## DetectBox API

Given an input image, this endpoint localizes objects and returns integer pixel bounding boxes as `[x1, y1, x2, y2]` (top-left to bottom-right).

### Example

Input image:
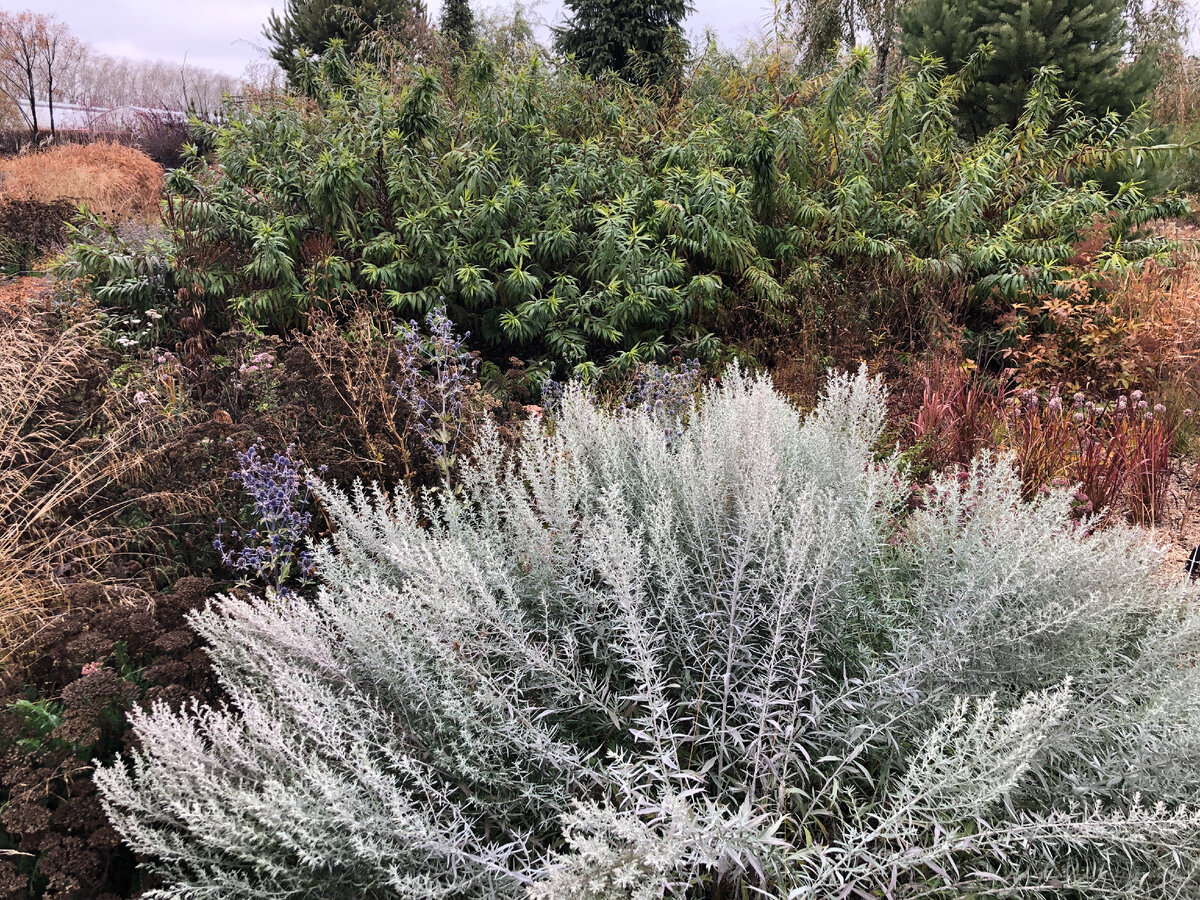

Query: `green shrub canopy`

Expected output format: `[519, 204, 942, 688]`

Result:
[60, 46, 1184, 380]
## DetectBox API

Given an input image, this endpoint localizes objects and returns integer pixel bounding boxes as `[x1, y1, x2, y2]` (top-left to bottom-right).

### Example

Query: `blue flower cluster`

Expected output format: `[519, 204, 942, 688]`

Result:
[394, 307, 479, 478]
[618, 359, 703, 445]
[539, 377, 565, 416]
[213, 442, 316, 594]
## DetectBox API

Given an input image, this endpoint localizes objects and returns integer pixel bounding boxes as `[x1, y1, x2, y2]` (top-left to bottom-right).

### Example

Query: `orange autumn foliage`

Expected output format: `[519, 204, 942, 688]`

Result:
[1000, 255, 1200, 396]
[0, 142, 163, 222]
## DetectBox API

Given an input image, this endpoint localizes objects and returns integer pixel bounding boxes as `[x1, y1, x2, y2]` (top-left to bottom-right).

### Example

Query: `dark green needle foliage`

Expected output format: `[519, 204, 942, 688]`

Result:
[554, 0, 693, 83]
[440, 0, 477, 51]
[265, 0, 428, 82]
[902, 0, 1158, 136]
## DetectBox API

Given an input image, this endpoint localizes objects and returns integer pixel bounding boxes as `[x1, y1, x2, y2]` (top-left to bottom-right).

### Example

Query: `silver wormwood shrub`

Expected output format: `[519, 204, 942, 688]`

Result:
[96, 369, 1200, 899]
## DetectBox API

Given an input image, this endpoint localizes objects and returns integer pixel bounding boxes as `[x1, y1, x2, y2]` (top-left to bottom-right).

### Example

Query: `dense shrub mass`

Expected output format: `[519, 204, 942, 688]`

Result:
[0, 198, 74, 272]
[61, 46, 1184, 379]
[2, 6, 1197, 900]
[0, 290, 508, 899]
[97, 370, 1200, 898]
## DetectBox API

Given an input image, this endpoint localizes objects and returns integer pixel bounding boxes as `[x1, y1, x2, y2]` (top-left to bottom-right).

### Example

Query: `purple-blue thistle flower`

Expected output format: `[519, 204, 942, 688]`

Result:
[394, 306, 479, 479]
[619, 359, 702, 446]
[213, 441, 315, 594]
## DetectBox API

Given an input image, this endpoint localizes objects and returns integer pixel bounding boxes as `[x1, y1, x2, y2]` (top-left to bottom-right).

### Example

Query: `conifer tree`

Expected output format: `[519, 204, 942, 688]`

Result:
[440, 0, 477, 50]
[265, 0, 426, 82]
[554, 0, 692, 83]
[901, 0, 1158, 136]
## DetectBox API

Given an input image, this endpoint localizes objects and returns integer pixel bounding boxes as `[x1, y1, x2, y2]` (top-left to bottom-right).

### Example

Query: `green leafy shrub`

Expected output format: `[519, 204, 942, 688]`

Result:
[64, 46, 1184, 379]
[97, 370, 1200, 897]
[54, 213, 176, 312]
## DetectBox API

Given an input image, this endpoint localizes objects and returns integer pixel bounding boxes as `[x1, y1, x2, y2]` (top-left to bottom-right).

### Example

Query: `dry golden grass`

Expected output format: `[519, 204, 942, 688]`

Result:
[1, 314, 99, 664]
[0, 307, 185, 669]
[0, 142, 164, 223]
[1121, 254, 1200, 393]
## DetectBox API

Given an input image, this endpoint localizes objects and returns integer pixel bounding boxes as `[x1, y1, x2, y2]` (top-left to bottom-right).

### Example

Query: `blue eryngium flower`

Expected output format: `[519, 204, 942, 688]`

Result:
[214, 441, 315, 594]
[393, 304, 478, 479]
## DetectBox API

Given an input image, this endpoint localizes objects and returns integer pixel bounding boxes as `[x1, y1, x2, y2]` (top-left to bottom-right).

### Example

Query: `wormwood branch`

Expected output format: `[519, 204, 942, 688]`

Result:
[98, 368, 1200, 899]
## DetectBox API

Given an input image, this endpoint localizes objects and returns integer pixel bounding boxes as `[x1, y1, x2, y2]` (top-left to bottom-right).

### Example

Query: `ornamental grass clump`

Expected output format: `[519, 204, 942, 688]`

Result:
[907, 365, 1181, 523]
[97, 369, 1200, 898]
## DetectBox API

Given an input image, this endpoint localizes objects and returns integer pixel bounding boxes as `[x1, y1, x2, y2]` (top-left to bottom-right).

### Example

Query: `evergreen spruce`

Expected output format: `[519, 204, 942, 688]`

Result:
[265, 0, 426, 82]
[440, 0, 476, 50]
[901, 0, 1158, 135]
[554, 0, 692, 82]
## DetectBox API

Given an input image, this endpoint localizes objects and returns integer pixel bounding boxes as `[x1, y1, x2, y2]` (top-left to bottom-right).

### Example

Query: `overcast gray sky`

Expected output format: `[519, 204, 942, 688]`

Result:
[11, 0, 776, 78]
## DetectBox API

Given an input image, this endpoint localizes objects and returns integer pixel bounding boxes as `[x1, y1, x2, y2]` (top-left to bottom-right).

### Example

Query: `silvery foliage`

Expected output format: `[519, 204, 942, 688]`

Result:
[96, 369, 1200, 899]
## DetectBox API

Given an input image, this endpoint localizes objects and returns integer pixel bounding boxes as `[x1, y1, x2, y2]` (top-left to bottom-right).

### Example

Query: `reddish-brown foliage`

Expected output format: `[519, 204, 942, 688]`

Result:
[0, 578, 218, 900]
[904, 363, 1182, 524]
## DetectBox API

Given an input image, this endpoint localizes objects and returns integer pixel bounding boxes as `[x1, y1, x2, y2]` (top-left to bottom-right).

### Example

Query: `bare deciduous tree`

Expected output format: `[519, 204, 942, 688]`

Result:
[0, 10, 45, 138]
[65, 52, 240, 117]
[0, 11, 84, 138]
[39, 20, 84, 138]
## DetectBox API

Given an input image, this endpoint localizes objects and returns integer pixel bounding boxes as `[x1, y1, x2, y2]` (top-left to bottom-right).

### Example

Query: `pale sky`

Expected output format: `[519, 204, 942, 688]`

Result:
[9, 0, 776, 78]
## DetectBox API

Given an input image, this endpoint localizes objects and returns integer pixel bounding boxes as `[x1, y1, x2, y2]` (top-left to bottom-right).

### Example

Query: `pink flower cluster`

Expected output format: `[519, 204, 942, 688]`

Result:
[239, 352, 276, 376]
